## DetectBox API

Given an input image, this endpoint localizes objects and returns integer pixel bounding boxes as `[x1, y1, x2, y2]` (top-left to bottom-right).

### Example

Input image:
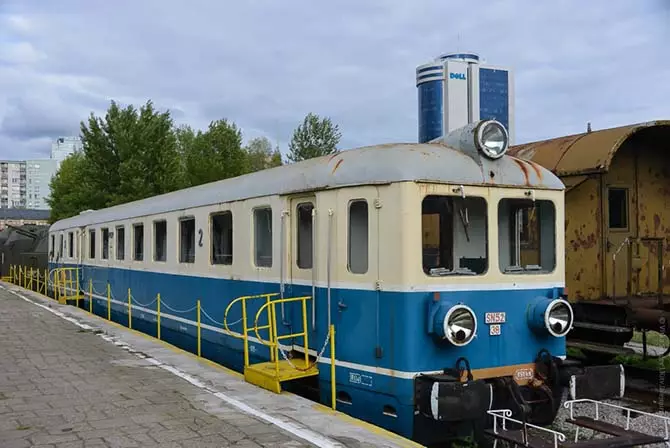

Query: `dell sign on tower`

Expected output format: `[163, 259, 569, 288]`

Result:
[416, 52, 514, 145]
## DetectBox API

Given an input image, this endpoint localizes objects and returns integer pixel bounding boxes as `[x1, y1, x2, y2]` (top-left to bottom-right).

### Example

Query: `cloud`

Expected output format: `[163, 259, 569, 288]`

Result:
[0, 0, 667, 163]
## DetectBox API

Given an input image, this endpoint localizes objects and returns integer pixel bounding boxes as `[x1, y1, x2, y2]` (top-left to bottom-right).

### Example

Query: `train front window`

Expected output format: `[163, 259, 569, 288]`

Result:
[421, 195, 488, 276]
[498, 198, 556, 274]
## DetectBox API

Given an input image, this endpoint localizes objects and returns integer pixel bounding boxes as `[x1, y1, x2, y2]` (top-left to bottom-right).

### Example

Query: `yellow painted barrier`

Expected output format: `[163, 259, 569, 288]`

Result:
[157, 293, 161, 340]
[107, 282, 111, 320]
[128, 288, 132, 329]
[197, 299, 201, 357]
[331, 324, 336, 410]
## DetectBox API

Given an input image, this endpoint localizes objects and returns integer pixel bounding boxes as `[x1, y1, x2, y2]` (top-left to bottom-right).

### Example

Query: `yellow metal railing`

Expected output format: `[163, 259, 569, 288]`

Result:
[50, 267, 82, 305]
[3, 267, 338, 409]
[223, 292, 337, 408]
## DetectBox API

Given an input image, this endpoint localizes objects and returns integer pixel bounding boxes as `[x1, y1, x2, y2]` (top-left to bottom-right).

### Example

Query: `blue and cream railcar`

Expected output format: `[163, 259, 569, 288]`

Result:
[47, 120, 622, 445]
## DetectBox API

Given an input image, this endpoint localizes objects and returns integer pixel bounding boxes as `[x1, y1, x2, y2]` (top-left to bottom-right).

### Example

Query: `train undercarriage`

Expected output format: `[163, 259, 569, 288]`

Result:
[413, 351, 670, 447]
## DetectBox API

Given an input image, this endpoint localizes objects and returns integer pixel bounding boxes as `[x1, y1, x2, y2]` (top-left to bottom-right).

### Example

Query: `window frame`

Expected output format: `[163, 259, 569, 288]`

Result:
[296, 201, 315, 270]
[607, 186, 629, 232]
[420, 193, 489, 277]
[68, 232, 74, 258]
[497, 196, 557, 275]
[153, 219, 167, 262]
[133, 223, 144, 261]
[116, 225, 125, 260]
[101, 227, 110, 260]
[210, 211, 233, 266]
[253, 206, 273, 268]
[89, 229, 96, 259]
[179, 216, 196, 264]
[347, 199, 369, 275]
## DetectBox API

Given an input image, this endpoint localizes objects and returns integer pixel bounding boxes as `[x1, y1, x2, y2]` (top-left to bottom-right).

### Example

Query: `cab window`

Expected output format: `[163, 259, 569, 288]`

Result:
[421, 195, 488, 276]
[498, 198, 556, 274]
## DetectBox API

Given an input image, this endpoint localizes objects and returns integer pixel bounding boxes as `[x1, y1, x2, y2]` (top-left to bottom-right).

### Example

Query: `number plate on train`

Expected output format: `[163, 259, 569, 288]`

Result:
[485, 312, 506, 324]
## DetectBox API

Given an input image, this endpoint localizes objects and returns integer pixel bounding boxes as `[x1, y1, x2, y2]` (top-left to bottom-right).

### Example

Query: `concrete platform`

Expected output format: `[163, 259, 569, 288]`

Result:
[0, 282, 423, 448]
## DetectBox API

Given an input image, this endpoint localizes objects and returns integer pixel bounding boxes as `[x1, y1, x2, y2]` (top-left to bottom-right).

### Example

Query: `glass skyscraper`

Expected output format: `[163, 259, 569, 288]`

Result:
[416, 52, 514, 145]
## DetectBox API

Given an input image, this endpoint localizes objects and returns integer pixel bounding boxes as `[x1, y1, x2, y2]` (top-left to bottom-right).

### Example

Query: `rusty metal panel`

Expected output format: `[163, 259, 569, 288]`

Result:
[562, 175, 589, 192]
[508, 120, 670, 177]
[565, 177, 602, 300]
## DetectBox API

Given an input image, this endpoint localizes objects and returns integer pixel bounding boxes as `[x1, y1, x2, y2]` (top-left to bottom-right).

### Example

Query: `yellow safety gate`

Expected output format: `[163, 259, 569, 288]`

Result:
[50, 267, 82, 305]
[224, 293, 335, 401]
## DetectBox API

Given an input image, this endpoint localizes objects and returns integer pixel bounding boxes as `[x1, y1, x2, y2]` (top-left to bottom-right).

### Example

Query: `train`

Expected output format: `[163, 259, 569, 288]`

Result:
[45, 120, 627, 446]
[508, 120, 670, 360]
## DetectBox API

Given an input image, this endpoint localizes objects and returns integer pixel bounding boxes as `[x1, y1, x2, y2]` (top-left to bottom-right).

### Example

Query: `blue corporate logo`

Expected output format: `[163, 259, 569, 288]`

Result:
[449, 72, 466, 80]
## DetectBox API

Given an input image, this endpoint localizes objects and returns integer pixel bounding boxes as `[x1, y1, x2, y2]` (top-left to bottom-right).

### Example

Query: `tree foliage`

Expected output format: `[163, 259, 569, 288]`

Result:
[286, 113, 341, 163]
[246, 137, 282, 171]
[47, 100, 297, 222]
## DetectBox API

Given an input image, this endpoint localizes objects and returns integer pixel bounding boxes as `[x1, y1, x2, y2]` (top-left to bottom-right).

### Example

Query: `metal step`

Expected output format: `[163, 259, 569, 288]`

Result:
[571, 321, 632, 333]
[244, 359, 319, 394]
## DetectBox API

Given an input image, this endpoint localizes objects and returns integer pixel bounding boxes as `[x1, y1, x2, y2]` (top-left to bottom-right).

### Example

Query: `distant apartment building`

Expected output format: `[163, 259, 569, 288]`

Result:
[51, 136, 82, 167]
[0, 161, 26, 209]
[26, 159, 58, 210]
[0, 136, 80, 211]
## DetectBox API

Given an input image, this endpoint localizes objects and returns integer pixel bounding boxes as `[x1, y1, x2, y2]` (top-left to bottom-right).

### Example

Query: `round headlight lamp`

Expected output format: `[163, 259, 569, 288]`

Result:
[545, 299, 573, 337]
[443, 305, 477, 346]
[475, 120, 509, 159]
[528, 298, 574, 337]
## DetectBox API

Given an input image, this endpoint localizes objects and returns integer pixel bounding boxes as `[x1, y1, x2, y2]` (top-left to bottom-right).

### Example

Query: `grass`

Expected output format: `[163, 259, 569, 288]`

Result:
[614, 353, 670, 370]
[630, 330, 669, 348]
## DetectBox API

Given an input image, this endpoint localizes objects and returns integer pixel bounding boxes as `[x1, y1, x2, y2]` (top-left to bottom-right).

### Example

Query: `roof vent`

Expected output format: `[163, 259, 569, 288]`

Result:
[79, 209, 95, 215]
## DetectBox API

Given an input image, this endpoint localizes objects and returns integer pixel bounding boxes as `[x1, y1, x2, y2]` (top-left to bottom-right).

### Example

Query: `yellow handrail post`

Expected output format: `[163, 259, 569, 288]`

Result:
[9, 265, 13, 283]
[107, 282, 111, 320]
[242, 299, 248, 367]
[197, 299, 201, 357]
[302, 298, 309, 364]
[88, 278, 93, 313]
[29, 267, 33, 291]
[157, 293, 161, 340]
[272, 302, 280, 377]
[24, 266, 27, 289]
[128, 288, 132, 329]
[330, 324, 336, 410]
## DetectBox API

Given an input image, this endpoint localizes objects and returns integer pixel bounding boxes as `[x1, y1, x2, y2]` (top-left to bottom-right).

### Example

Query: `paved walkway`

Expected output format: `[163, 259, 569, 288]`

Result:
[0, 284, 419, 448]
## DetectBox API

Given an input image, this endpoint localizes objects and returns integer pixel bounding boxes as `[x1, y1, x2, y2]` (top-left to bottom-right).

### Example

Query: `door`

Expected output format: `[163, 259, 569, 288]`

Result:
[605, 186, 634, 299]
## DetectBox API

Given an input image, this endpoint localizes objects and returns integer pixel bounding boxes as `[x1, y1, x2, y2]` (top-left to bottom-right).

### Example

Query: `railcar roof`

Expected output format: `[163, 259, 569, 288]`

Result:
[50, 142, 564, 231]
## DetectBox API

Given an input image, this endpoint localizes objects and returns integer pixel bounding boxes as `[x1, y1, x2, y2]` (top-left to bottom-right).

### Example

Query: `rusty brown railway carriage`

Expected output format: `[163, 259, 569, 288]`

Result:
[508, 120, 670, 356]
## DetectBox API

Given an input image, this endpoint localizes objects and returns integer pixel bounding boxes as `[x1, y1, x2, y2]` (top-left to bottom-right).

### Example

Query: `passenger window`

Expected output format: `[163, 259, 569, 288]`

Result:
[116, 226, 125, 260]
[254, 207, 273, 268]
[422, 195, 488, 276]
[608, 188, 628, 230]
[348, 200, 368, 274]
[211, 212, 233, 265]
[68, 232, 74, 258]
[180, 217, 196, 263]
[154, 220, 167, 262]
[59, 234, 64, 259]
[498, 198, 555, 274]
[89, 229, 96, 259]
[50, 235, 54, 259]
[133, 224, 144, 261]
[296, 203, 314, 269]
[101, 228, 109, 259]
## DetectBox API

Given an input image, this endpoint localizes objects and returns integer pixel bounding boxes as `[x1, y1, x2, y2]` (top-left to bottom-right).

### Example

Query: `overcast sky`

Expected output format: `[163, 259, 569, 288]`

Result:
[0, 1, 668, 160]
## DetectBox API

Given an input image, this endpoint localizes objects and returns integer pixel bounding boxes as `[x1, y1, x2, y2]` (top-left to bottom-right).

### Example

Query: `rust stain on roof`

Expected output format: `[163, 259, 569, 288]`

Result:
[331, 159, 344, 174]
[512, 158, 531, 186]
[508, 120, 670, 176]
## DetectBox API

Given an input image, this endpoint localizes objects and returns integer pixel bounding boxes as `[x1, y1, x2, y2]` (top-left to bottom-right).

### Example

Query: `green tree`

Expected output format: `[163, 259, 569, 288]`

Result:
[286, 113, 341, 163]
[246, 137, 282, 172]
[47, 152, 93, 222]
[79, 100, 182, 207]
[182, 119, 249, 187]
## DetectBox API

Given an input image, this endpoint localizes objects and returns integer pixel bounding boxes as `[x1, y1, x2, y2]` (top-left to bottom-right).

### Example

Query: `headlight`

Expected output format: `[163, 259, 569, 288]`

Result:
[528, 298, 574, 337]
[545, 299, 573, 337]
[443, 305, 477, 346]
[475, 120, 508, 159]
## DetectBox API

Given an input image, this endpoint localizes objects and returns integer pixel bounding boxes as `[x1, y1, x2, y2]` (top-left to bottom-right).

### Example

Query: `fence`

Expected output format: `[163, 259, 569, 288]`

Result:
[3, 264, 337, 409]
